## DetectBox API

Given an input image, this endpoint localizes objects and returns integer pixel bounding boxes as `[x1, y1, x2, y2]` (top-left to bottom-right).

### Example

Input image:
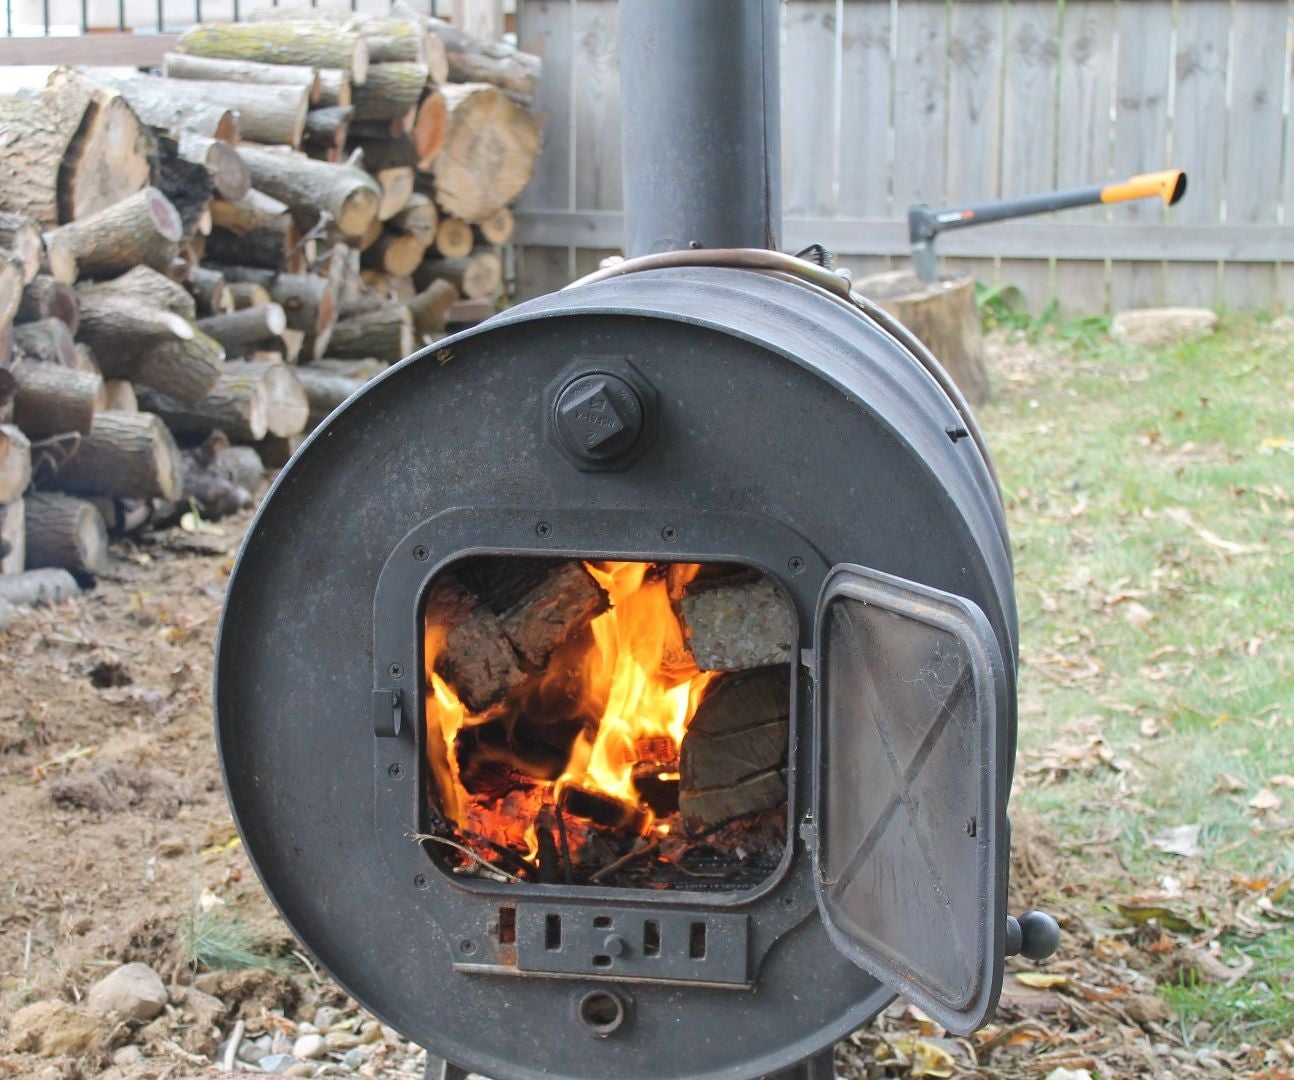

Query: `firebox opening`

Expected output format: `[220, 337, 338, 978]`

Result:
[419, 556, 794, 891]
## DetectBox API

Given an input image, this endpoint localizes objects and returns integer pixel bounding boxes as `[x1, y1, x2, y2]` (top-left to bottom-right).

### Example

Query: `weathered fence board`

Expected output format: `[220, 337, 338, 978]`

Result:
[511, 0, 1294, 314]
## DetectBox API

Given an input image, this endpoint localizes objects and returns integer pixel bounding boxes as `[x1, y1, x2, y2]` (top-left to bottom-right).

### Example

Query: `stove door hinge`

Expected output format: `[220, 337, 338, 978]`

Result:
[373, 689, 403, 738]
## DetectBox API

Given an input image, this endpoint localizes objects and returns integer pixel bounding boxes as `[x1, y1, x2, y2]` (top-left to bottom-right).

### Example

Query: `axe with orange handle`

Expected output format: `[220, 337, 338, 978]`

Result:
[908, 169, 1187, 281]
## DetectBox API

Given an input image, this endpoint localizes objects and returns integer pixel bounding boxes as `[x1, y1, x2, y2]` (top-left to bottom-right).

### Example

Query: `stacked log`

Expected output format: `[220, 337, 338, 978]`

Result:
[0, 11, 541, 592]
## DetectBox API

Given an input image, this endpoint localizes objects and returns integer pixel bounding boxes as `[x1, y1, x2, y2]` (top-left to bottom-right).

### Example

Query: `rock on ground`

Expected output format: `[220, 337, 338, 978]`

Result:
[8, 999, 106, 1056]
[1111, 307, 1218, 349]
[87, 961, 168, 1022]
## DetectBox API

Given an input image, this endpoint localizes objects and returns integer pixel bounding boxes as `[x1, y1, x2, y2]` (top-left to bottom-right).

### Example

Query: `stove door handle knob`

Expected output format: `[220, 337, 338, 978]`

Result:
[1005, 910, 1060, 961]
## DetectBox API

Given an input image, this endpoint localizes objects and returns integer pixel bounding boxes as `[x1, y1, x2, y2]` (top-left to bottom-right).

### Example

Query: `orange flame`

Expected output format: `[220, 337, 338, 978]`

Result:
[424, 561, 715, 853]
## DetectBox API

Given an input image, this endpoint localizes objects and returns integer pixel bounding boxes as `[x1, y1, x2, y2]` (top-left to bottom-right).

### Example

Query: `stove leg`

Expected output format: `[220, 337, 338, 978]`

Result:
[423, 1055, 471, 1080]
[764, 1047, 838, 1079]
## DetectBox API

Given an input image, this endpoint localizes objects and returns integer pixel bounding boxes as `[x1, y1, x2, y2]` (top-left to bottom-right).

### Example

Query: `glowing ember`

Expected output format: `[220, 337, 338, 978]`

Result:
[424, 561, 717, 862]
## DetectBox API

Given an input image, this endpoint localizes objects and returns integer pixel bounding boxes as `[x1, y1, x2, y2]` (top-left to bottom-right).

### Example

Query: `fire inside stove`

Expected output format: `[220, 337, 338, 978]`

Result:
[421, 558, 793, 890]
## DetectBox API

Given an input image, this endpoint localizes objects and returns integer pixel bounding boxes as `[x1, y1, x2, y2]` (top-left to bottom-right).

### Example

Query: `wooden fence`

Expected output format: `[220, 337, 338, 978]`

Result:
[513, 0, 1294, 313]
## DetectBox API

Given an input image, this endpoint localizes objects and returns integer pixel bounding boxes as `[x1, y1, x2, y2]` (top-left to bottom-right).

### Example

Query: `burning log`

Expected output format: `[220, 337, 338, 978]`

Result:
[8, 360, 104, 437]
[50, 411, 183, 501]
[500, 561, 609, 668]
[424, 574, 525, 712]
[680, 666, 789, 792]
[679, 772, 786, 840]
[43, 187, 183, 280]
[677, 574, 795, 671]
[0, 424, 32, 504]
[176, 21, 371, 86]
[17, 276, 79, 331]
[23, 491, 110, 575]
[559, 784, 648, 835]
[0, 69, 151, 227]
[431, 84, 540, 224]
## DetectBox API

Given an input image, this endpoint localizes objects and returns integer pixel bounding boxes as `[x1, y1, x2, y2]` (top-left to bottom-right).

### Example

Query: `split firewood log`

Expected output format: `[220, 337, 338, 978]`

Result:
[7, 360, 104, 437]
[315, 68, 352, 108]
[295, 365, 363, 427]
[151, 138, 214, 240]
[389, 193, 438, 245]
[679, 666, 790, 792]
[0, 213, 42, 285]
[308, 357, 386, 380]
[352, 62, 429, 121]
[0, 68, 151, 227]
[0, 566, 80, 606]
[205, 224, 302, 274]
[421, 14, 540, 104]
[175, 133, 251, 202]
[197, 304, 288, 358]
[209, 188, 293, 236]
[415, 251, 501, 301]
[0, 423, 32, 504]
[424, 574, 526, 712]
[226, 281, 273, 311]
[236, 147, 380, 239]
[251, 432, 305, 467]
[189, 267, 234, 316]
[372, 168, 415, 222]
[163, 52, 321, 102]
[102, 380, 136, 412]
[361, 232, 426, 278]
[176, 22, 370, 85]
[133, 331, 226, 404]
[328, 305, 415, 362]
[304, 105, 354, 158]
[677, 575, 795, 671]
[73, 290, 193, 359]
[433, 217, 474, 260]
[406, 279, 458, 339]
[499, 562, 610, 668]
[150, 431, 264, 525]
[78, 265, 196, 321]
[50, 411, 183, 501]
[17, 276, 78, 331]
[83, 68, 308, 148]
[70, 343, 99, 374]
[23, 491, 109, 575]
[475, 207, 515, 247]
[0, 498, 23, 575]
[138, 374, 268, 444]
[270, 274, 337, 360]
[679, 771, 787, 838]
[13, 316, 77, 366]
[431, 84, 540, 223]
[0, 253, 23, 332]
[43, 187, 183, 280]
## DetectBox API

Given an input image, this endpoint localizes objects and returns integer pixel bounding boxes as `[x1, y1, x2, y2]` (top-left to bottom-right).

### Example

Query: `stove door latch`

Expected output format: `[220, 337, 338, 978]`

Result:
[373, 689, 403, 738]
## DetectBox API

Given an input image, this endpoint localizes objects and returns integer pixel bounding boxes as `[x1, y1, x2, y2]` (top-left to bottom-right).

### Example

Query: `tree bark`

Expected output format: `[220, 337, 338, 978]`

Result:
[0, 423, 32, 504]
[13, 317, 77, 367]
[315, 68, 352, 108]
[23, 491, 109, 574]
[83, 68, 307, 148]
[0, 498, 23, 575]
[304, 105, 353, 155]
[43, 187, 182, 280]
[205, 225, 300, 273]
[102, 380, 137, 412]
[361, 232, 426, 277]
[406, 278, 459, 338]
[237, 146, 380, 239]
[78, 265, 196, 321]
[177, 22, 370, 85]
[431, 84, 539, 223]
[0, 69, 151, 227]
[433, 217, 474, 260]
[423, 16, 540, 104]
[72, 290, 193, 359]
[389, 192, 438, 244]
[308, 357, 387, 380]
[51, 410, 183, 500]
[352, 62, 429, 121]
[133, 330, 226, 404]
[17, 276, 79, 332]
[151, 137, 214, 239]
[9, 360, 104, 437]
[163, 52, 321, 103]
[328, 305, 415, 361]
[176, 132, 251, 201]
[856, 271, 992, 407]
[139, 364, 277, 443]
[189, 266, 234, 316]
[295, 365, 364, 426]
[415, 250, 501, 300]
[0, 212, 42, 285]
[227, 281, 273, 310]
[197, 304, 288, 356]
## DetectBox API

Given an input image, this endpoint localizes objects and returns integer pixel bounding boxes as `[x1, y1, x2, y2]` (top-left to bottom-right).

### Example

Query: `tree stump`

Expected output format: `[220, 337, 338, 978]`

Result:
[855, 270, 991, 407]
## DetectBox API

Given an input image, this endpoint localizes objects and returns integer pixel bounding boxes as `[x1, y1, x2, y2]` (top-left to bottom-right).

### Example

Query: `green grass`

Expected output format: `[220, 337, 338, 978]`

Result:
[979, 310, 1294, 1041]
[1161, 932, 1294, 1045]
[184, 905, 287, 973]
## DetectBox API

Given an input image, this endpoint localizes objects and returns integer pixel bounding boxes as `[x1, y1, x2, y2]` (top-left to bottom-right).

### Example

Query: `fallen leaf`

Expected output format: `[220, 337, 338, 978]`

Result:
[1139, 716, 1162, 738]
[1270, 774, 1294, 788]
[1115, 902, 1198, 933]
[1014, 972, 1068, 989]
[1249, 788, 1283, 813]
[1212, 772, 1247, 794]
[1149, 823, 1203, 858]
[1164, 506, 1267, 556]
[882, 1036, 956, 1078]
[1123, 601, 1155, 630]
[1044, 1069, 1094, 1080]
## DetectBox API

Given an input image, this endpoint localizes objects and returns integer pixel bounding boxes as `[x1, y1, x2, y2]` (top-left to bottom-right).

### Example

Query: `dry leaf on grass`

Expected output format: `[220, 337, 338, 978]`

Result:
[1014, 972, 1069, 989]
[1122, 601, 1155, 630]
[1249, 788, 1283, 813]
[1212, 772, 1247, 794]
[1149, 823, 1203, 858]
[1115, 902, 1198, 933]
[1163, 506, 1267, 556]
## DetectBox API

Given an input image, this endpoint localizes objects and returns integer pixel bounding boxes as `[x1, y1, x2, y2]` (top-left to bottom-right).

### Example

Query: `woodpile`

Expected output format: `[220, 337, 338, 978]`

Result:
[0, 10, 540, 595]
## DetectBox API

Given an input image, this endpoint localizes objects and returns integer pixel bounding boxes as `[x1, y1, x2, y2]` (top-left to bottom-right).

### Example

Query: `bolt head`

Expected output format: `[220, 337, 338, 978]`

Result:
[553, 373, 643, 462]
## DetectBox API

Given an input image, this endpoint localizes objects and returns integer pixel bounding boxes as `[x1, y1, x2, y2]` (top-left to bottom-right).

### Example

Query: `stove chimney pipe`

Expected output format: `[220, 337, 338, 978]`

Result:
[619, 0, 782, 257]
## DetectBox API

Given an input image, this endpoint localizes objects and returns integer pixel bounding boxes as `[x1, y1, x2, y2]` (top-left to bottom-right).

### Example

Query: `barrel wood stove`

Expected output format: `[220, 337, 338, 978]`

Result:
[215, 3, 1058, 1077]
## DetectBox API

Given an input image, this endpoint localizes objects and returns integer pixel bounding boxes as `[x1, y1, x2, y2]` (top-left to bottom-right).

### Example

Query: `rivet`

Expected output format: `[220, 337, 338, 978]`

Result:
[535, 522, 552, 538]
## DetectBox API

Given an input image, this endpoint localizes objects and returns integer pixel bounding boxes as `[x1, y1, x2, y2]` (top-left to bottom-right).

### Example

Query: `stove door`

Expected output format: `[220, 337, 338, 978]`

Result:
[812, 564, 1008, 1034]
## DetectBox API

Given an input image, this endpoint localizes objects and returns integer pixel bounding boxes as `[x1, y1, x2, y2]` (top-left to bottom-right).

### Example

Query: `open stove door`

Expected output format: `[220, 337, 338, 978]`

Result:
[812, 564, 1009, 1035]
